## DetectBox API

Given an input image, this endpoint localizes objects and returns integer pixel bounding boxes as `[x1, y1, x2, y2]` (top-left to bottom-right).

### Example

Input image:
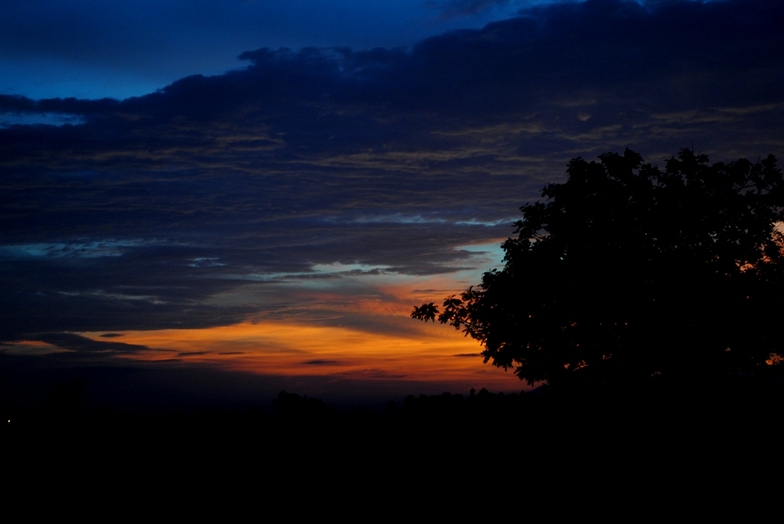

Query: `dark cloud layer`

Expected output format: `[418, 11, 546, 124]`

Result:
[36, 333, 150, 355]
[1, 0, 783, 346]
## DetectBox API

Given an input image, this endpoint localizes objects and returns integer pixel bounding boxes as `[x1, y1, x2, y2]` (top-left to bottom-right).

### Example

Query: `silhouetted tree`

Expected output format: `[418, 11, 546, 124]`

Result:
[413, 149, 784, 389]
[271, 390, 333, 420]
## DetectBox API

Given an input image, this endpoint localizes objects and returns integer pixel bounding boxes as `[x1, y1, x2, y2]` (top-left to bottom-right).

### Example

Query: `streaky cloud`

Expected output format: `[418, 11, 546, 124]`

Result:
[0, 0, 781, 346]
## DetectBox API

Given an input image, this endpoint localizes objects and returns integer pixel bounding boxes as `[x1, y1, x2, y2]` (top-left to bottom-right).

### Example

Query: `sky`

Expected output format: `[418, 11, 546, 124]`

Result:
[2, 0, 783, 411]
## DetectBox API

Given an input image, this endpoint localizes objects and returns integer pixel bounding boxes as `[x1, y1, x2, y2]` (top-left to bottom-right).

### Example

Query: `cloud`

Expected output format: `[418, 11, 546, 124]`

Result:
[335, 369, 408, 379]
[0, 0, 782, 344]
[0, 0, 535, 99]
[302, 359, 343, 366]
[36, 333, 151, 355]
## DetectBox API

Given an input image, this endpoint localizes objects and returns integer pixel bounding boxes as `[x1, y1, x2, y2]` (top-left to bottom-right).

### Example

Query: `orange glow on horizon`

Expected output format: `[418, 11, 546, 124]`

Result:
[0, 339, 66, 355]
[79, 317, 522, 390]
[75, 262, 526, 392]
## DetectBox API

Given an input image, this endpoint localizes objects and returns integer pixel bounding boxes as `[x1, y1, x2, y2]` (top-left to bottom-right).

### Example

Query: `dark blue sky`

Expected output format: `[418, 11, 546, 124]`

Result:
[1, 0, 548, 99]
[1, 0, 783, 410]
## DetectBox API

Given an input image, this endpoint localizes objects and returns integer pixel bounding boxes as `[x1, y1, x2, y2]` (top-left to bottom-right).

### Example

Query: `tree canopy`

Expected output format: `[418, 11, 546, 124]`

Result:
[413, 148, 784, 389]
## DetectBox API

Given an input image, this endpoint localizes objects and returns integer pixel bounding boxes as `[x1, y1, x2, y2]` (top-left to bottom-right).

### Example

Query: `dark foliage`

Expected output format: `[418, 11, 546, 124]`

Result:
[413, 148, 784, 388]
[271, 390, 334, 420]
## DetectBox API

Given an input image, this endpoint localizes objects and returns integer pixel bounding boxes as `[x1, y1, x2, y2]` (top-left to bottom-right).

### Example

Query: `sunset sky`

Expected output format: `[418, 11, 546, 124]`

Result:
[2, 0, 783, 410]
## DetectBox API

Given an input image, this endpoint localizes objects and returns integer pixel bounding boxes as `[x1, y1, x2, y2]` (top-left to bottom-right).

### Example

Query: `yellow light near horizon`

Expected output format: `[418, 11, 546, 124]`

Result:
[77, 267, 526, 392]
[79, 318, 521, 389]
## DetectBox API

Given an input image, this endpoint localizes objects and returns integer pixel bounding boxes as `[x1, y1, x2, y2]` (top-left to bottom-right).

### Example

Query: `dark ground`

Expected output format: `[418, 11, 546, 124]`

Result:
[4, 379, 782, 485]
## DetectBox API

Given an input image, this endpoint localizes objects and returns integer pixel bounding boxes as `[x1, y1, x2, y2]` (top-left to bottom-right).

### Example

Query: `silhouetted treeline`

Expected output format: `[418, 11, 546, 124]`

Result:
[4, 379, 783, 495]
[6, 377, 784, 437]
